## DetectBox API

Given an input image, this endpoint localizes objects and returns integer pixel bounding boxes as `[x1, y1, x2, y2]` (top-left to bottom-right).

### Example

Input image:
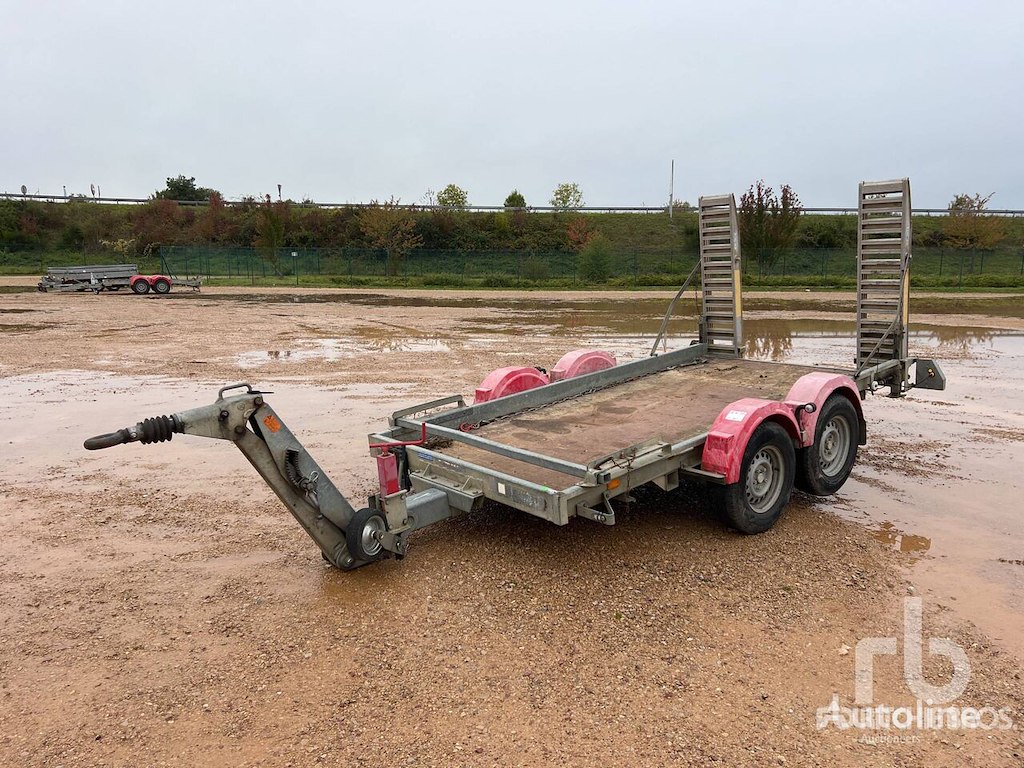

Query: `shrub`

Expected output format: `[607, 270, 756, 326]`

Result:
[480, 274, 522, 288]
[504, 190, 526, 209]
[521, 256, 550, 281]
[578, 234, 613, 282]
[418, 272, 466, 287]
[795, 215, 856, 249]
[58, 224, 86, 252]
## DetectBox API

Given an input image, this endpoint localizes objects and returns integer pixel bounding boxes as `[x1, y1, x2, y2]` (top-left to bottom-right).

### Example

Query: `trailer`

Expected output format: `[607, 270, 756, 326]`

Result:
[84, 179, 946, 571]
[37, 263, 200, 294]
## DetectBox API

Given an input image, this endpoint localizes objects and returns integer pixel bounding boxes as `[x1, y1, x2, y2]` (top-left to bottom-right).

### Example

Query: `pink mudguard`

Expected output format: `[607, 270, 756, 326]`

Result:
[474, 366, 549, 403]
[783, 372, 864, 447]
[701, 399, 801, 484]
[701, 373, 863, 484]
[549, 349, 617, 382]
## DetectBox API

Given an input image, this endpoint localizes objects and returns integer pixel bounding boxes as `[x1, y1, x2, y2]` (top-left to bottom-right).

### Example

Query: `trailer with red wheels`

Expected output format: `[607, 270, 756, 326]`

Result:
[128, 273, 198, 294]
[83, 179, 945, 572]
[37, 264, 200, 294]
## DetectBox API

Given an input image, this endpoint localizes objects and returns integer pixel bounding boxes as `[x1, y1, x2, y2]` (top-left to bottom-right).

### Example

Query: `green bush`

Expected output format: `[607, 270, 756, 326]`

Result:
[795, 215, 856, 249]
[479, 274, 524, 288]
[579, 234, 613, 282]
[417, 273, 466, 287]
[504, 190, 526, 208]
[521, 256, 550, 282]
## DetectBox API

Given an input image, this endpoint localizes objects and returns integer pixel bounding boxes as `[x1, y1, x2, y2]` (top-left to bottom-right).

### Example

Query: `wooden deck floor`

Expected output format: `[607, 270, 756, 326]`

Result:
[439, 359, 817, 490]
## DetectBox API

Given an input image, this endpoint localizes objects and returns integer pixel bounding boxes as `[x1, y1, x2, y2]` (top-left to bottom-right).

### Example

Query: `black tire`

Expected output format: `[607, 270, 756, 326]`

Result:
[795, 395, 859, 496]
[131, 280, 150, 295]
[346, 507, 388, 563]
[153, 279, 171, 294]
[722, 421, 796, 534]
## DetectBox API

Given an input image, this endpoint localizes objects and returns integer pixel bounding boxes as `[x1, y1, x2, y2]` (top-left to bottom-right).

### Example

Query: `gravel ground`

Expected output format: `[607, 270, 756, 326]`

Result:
[1, 285, 1022, 767]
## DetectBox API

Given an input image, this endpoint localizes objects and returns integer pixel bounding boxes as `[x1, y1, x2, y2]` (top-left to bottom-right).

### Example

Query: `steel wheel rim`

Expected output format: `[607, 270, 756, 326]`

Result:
[745, 445, 785, 514]
[818, 415, 852, 477]
[360, 515, 385, 557]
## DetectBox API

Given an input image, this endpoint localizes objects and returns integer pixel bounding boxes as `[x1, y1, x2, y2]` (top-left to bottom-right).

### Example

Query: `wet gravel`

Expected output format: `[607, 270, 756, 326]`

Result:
[1, 284, 1022, 767]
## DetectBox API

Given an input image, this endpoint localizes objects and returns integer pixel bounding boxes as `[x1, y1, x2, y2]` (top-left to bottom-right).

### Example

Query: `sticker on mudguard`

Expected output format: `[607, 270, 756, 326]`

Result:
[725, 410, 747, 422]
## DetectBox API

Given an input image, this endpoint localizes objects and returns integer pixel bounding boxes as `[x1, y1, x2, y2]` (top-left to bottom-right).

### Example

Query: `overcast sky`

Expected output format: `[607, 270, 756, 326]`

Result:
[2, 0, 1022, 208]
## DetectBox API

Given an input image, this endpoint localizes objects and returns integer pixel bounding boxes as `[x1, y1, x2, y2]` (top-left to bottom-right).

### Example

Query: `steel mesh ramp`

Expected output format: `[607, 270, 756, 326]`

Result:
[856, 179, 911, 368]
[697, 194, 743, 357]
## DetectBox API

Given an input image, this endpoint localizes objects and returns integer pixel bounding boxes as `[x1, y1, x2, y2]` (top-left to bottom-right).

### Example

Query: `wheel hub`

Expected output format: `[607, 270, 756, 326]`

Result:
[360, 516, 385, 557]
[745, 447, 784, 514]
[818, 416, 851, 477]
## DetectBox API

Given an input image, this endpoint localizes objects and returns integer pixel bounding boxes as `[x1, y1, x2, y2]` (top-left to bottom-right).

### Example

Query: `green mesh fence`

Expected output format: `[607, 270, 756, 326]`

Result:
[153, 244, 1024, 286]
[3, 244, 1020, 285]
[158, 246, 702, 283]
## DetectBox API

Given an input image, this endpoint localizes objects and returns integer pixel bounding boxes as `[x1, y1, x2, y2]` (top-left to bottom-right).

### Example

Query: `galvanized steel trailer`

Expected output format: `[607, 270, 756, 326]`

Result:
[38, 263, 200, 294]
[84, 180, 946, 571]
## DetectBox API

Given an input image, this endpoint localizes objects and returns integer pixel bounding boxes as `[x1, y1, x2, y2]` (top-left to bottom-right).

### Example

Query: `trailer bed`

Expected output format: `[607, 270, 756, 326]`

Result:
[439, 358, 819, 489]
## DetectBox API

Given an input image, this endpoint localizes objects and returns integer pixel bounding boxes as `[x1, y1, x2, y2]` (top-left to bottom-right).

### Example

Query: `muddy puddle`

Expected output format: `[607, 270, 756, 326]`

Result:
[231, 313, 1021, 371]
[0, 323, 47, 333]
[0, 372, 401, 502]
[166, 288, 1024, 319]
[236, 337, 451, 367]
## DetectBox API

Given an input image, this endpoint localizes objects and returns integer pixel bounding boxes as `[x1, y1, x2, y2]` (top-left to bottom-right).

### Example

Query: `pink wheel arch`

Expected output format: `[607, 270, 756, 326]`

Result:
[474, 366, 550, 403]
[783, 372, 865, 447]
[549, 349, 617, 382]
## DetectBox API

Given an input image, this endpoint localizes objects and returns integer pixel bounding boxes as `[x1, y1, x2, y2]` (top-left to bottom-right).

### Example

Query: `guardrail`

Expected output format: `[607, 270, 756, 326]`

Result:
[2, 192, 1023, 217]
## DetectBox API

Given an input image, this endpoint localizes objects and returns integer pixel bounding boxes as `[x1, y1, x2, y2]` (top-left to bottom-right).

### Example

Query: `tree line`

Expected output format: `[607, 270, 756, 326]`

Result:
[1, 175, 1018, 281]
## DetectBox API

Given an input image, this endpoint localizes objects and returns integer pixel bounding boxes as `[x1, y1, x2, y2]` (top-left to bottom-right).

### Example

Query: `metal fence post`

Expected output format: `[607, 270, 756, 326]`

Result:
[938, 249, 944, 277]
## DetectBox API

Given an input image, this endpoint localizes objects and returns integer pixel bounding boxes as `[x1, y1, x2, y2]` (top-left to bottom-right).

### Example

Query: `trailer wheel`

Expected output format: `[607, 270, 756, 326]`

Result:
[796, 395, 858, 496]
[722, 421, 795, 534]
[131, 280, 150, 295]
[153, 279, 171, 294]
[346, 507, 387, 562]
